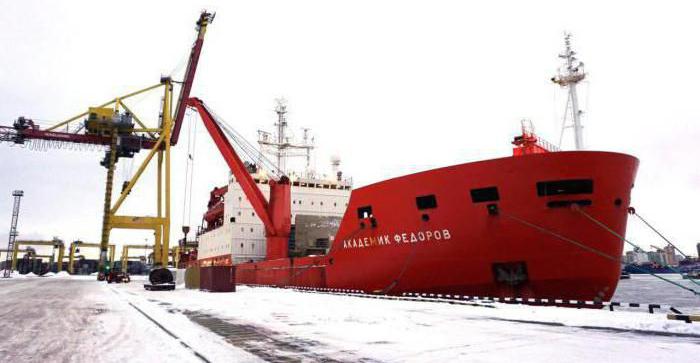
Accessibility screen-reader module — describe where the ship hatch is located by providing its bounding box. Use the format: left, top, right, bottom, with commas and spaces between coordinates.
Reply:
492, 262, 529, 286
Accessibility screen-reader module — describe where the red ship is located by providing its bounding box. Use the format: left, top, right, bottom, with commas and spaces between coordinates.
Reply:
186, 34, 637, 302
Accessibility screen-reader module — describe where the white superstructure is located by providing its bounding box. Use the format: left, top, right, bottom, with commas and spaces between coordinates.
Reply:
198, 99, 352, 265
198, 173, 351, 264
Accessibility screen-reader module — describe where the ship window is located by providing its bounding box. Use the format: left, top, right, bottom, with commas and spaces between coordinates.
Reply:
250, 228, 254, 232
252, 212, 255, 217
416, 195, 437, 210
230, 217, 235, 223
357, 205, 373, 219
471, 187, 500, 203
537, 179, 593, 196
316, 238, 330, 248
320, 201, 324, 206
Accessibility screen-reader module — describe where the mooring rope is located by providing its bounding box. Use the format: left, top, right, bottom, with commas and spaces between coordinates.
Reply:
500, 208, 699, 296
628, 207, 690, 259
572, 206, 700, 293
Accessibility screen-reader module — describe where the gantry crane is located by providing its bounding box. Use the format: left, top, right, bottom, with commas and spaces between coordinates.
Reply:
67, 241, 116, 274
119, 244, 152, 273
11, 239, 66, 272
0, 12, 214, 279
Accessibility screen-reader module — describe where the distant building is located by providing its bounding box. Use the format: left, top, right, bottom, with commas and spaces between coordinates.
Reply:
647, 251, 663, 265
697, 242, 700, 258
625, 250, 649, 264
663, 245, 678, 266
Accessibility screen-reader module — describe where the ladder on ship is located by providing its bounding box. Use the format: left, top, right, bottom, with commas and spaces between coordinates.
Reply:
2, 190, 23, 277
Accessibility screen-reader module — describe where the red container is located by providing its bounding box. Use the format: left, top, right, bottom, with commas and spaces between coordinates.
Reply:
200, 266, 235, 292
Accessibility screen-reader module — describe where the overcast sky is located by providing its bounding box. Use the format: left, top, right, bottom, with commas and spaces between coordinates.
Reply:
1, 0, 698, 259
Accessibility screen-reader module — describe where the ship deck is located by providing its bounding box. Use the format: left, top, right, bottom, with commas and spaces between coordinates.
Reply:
0, 275, 698, 362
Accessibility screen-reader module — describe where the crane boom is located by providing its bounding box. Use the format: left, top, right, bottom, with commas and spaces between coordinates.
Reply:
186, 97, 291, 260
170, 11, 215, 146
1, 11, 214, 152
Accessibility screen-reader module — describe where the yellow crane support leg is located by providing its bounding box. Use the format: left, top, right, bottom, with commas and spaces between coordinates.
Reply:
99, 131, 118, 274
162, 80, 172, 268
56, 244, 65, 273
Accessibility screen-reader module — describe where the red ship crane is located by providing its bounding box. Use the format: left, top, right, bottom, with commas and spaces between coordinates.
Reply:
186, 97, 292, 260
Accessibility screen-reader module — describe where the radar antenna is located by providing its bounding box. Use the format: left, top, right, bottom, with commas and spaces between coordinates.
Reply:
552, 32, 586, 149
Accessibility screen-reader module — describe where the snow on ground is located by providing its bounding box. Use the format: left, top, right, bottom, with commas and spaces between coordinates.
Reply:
0, 277, 260, 362
1, 275, 698, 362
117, 283, 700, 362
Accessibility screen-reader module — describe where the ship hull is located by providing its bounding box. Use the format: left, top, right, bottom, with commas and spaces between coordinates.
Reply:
201, 151, 638, 302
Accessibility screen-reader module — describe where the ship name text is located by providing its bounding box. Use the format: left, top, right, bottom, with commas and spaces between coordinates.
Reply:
342, 229, 452, 249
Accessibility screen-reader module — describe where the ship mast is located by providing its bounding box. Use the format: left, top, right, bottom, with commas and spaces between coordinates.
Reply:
275, 98, 288, 171
257, 98, 315, 176
552, 33, 586, 150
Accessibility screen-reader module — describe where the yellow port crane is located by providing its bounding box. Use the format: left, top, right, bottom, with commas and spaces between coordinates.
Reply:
68, 241, 116, 274
0, 12, 214, 279
120, 244, 152, 273
11, 239, 66, 273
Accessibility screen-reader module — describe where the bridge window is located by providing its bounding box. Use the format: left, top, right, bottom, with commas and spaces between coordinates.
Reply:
471, 187, 500, 203
416, 194, 437, 210
357, 205, 373, 219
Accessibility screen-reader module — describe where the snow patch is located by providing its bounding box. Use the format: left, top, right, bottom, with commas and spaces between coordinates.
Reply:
110, 285, 700, 362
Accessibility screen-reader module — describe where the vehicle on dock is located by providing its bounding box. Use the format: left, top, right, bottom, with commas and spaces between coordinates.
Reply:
106, 271, 131, 284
